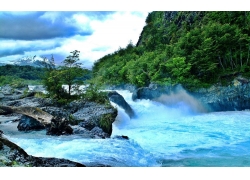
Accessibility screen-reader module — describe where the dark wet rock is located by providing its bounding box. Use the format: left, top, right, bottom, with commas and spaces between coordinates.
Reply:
0, 132, 85, 167
73, 101, 117, 136
2, 97, 51, 107
108, 91, 136, 118
132, 83, 176, 101
17, 115, 45, 131
113, 135, 129, 140
46, 116, 73, 136
191, 79, 250, 111
1, 85, 118, 138
132, 77, 250, 112
90, 127, 109, 139
0, 85, 14, 95
41, 106, 70, 118
70, 126, 109, 139
0, 93, 4, 99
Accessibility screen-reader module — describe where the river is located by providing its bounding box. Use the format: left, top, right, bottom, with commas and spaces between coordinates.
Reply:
1, 90, 250, 167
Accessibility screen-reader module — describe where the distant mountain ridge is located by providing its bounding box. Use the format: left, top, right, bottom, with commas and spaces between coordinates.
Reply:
11, 56, 49, 67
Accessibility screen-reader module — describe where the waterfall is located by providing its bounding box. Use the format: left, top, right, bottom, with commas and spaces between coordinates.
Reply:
1, 89, 250, 167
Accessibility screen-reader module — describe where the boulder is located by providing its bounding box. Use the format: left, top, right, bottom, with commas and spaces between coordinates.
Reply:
108, 91, 136, 118
0, 105, 54, 125
17, 115, 45, 131
73, 101, 117, 136
46, 116, 73, 136
0, 93, 4, 99
132, 83, 177, 100
192, 80, 250, 111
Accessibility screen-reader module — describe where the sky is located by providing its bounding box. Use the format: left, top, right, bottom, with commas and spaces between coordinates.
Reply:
0, 11, 150, 69
0, 0, 246, 70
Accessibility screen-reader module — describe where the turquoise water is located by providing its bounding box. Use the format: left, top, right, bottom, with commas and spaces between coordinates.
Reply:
1, 90, 250, 167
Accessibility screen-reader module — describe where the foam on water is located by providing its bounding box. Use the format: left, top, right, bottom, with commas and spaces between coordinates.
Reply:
111, 90, 250, 166
1, 90, 250, 166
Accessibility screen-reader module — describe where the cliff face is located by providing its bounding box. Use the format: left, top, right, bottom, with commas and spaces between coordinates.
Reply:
192, 77, 250, 111
136, 11, 205, 47
132, 77, 250, 112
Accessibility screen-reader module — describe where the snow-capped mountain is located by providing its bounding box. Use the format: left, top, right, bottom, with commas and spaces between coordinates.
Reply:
11, 56, 51, 67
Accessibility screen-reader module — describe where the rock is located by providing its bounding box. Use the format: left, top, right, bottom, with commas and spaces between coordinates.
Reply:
113, 135, 129, 140
73, 101, 117, 136
17, 115, 45, 131
0, 105, 54, 125
1, 85, 118, 138
132, 84, 174, 100
0, 93, 4, 99
192, 77, 250, 111
108, 91, 136, 118
41, 106, 70, 118
90, 127, 109, 139
131, 79, 250, 112
46, 116, 73, 136
0, 85, 14, 95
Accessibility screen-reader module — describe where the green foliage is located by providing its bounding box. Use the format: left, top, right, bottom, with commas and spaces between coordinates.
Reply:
165, 57, 192, 84
41, 51, 89, 105
34, 92, 48, 98
0, 64, 44, 80
68, 114, 79, 125
0, 75, 41, 87
61, 50, 84, 97
92, 11, 250, 90
99, 113, 114, 135
83, 83, 109, 104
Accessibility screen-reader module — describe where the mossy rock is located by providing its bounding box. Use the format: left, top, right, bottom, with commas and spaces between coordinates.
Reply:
99, 112, 117, 136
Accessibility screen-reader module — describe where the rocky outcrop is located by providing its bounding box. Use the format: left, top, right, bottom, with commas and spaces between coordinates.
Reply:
17, 115, 45, 131
132, 77, 250, 112
191, 78, 250, 111
0, 131, 85, 167
46, 116, 73, 136
108, 91, 136, 118
72, 101, 117, 136
0, 105, 53, 125
132, 83, 183, 101
0, 84, 117, 138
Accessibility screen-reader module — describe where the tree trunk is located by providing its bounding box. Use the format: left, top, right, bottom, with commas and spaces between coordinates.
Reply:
218, 55, 225, 71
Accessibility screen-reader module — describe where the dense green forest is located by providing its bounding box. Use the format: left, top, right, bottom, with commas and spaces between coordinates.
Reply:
0, 64, 44, 80
92, 11, 250, 90
0, 64, 91, 88
0, 65, 44, 87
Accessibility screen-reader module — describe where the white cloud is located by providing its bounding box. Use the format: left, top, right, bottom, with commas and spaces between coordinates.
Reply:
64, 11, 149, 68
0, 11, 149, 69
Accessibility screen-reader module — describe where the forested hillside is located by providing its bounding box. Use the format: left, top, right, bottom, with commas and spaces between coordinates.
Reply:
0, 65, 44, 87
92, 11, 250, 90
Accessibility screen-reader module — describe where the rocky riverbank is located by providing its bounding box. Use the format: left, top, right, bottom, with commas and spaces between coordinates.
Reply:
110, 76, 250, 113
0, 84, 118, 167
0, 130, 85, 167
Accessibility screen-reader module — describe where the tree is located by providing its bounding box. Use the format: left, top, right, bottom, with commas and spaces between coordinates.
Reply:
61, 50, 83, 97
42, 50, 86, 104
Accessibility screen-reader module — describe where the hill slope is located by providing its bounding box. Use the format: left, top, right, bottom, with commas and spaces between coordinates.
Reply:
92, 11, 250, 90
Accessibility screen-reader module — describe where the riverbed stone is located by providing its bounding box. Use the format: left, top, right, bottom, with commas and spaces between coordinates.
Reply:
107, 91, 136, 118
17, 115, 45, 131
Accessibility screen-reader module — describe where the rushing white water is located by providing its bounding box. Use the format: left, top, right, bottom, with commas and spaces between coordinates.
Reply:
1, 90, 250, 167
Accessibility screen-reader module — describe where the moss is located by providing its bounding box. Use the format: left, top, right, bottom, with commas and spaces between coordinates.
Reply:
99, 109, 117, 136
68, 114, 78, 125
